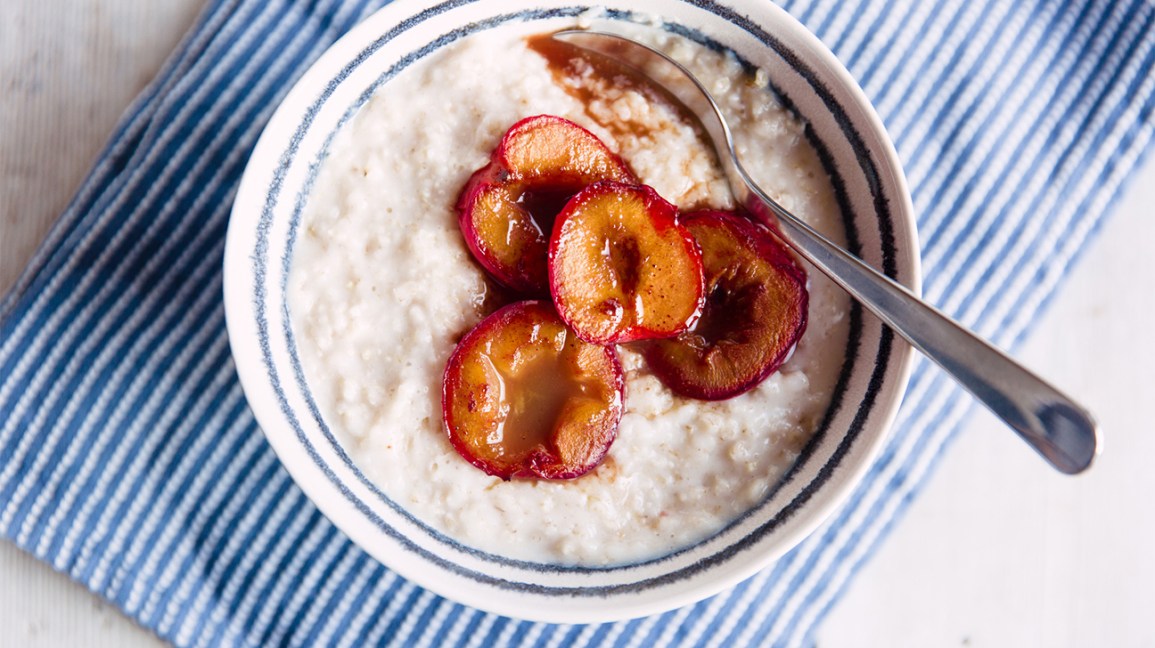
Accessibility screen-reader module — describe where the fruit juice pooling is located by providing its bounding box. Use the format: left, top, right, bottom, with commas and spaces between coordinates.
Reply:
488, 346, 576, 457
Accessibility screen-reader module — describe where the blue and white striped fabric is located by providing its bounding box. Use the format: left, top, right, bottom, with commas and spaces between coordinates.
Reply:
1, 0, 1152, 645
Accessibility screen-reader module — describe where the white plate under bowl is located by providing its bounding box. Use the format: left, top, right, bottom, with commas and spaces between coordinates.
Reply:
224, 0, 919, 624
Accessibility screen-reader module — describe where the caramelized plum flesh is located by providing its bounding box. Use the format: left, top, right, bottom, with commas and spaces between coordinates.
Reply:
644, 211, 808, 400
442, 300, 624, 480
549, 181, 704, 345
457, 115, 634, 294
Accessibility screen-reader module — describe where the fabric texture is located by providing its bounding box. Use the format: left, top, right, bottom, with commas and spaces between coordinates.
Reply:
2, 0, 1152, 645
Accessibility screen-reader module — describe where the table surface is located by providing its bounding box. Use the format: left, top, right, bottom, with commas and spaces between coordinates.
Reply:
2, 2, 1153, 646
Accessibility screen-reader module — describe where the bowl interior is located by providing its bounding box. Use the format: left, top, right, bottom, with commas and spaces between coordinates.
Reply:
224, 0, 918, 623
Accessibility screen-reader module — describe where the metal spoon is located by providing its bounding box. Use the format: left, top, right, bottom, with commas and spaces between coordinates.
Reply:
553, 28, 1099, 474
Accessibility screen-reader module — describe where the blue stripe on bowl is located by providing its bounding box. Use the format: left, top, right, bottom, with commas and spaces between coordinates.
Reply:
252, 0, 900, 594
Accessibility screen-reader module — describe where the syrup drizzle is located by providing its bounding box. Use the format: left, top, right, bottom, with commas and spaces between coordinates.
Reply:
526, 34, 704, 143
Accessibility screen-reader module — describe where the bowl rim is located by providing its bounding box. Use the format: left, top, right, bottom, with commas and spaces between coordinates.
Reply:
224, 0, 920, 624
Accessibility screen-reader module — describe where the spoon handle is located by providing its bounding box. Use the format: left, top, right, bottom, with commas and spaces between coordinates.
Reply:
550, 28, 1098, 473
753, 192, 1099, 474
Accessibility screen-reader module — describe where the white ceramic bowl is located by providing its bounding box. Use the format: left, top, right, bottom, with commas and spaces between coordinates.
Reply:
224, 0, 919, 624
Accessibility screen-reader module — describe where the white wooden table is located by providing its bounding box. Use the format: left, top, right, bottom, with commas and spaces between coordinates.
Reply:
3, 2, 1152, 645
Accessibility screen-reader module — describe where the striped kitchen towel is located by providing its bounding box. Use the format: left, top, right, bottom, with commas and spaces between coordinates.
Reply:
1, 0, 1152, 646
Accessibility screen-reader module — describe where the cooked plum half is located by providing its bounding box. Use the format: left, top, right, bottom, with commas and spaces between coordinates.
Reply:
442, 300, 625, 480
643, 210, 808, 400
457, 115, 635, 295
549, 181, 705, 345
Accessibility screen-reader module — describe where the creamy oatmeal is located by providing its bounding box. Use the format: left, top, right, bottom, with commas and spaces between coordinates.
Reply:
289, 26, 850, 565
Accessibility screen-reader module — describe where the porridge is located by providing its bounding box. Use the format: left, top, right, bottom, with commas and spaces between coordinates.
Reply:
289, 24, 850, 565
